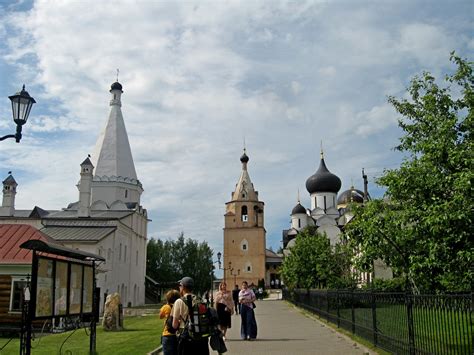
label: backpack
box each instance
[183,295,214,340]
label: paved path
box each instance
[220,299,373,355]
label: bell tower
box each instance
[223,149,266,287]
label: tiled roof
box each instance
[0,209,133,220]
[0,224,57,264]
[40,226,116,242]
[265,248,283,264]
[42,219,117,227]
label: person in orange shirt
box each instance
[160,289,181,355]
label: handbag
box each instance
[210,332,227,353]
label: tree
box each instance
[280,226,353,290]
[146,233,214,294]
[346,53,473,292]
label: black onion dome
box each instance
[291,202,306,215]
[240,152,249,163]
[337,188,364,205]
[305,158,341,194]
[110,81,123,91]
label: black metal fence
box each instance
[283,289,473,355]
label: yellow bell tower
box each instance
[223,149,266,287]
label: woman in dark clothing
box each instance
[215,282,234,340]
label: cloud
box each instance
[0,0,472,254]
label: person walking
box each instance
[232,285,240,315]
[215,282,234,340]
[238,281,257,341]
[171,277,209,355]
[159,289,181,355]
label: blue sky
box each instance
[0,0,473,255]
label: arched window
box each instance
[241,205,248,222]
[241,239,249,252]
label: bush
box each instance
[362,277,406,292]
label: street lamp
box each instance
[230,268,240,287]
[216,252,232,283]
[1,85,36,143]
[210,254,222,307]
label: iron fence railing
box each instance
[283,289,473,355]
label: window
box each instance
[298,219,301,228]
[124,245,127,262]
[241,205,248,222]
[125,190,128,198]
[136,250,139,266]
[10,278,27,312]
[324,196,327,210]
[119,243,122,260]
[241,239,248,251]
[247,266,251,272]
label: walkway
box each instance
[221,299,373,355]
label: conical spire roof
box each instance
[92,81,138,181]
[232,149,257,201]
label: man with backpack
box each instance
[171,277,211,355]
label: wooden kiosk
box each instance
[19,239,104,355]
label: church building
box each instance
[223,150,282,288]
[0,81,148,309]
[282,149,392,284]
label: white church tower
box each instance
[78,157,93,217]
[91,81,143,207]
[0,174,17,217]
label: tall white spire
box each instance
[90,81,142,206]
[92,81,138,180]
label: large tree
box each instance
[146,233,214,294]
[346,53,473,292]
[281,226,353,290]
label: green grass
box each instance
[337,305,473,354]
[285,301,388,355]
[0,315,164,355]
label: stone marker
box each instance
[102,292,123,331]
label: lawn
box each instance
[0,315,164,355]
[337,305,472,354]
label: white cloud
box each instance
[0,0,472,253]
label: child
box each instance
[159,289,180,355]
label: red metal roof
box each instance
[0,224,56,264]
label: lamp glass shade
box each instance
[9,85,36,125]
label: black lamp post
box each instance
[231,268,240,287]
[217,252,232,284]
[1,85,36,143]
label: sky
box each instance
[0,0,472,256]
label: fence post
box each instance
[336,290,340,328]
[371,291,378,347]
[405,291,415,355]
[351,289,356,334]
[326,290,330,321]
